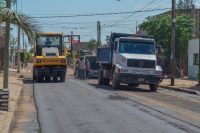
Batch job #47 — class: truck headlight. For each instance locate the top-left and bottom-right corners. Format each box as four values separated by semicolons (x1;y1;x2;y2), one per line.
116;65;128;73
155;70;161;75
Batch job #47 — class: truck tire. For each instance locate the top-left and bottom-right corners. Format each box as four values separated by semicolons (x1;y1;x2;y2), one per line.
33;71;36;81
149;84;158;92
112;72;120;89
98;70;104;85
45;76;51;82
33;67;37;81
61;75;66;82
37;76;44;83
53;77;58;82
104;78;110;86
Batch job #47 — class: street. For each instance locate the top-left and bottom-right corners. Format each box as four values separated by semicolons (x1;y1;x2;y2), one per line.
0;1;199;133
13;74;200;133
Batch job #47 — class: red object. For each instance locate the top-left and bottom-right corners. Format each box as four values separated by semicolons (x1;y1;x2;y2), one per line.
68;35;80;44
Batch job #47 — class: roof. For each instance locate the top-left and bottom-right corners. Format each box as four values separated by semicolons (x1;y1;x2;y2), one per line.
118;37;155;43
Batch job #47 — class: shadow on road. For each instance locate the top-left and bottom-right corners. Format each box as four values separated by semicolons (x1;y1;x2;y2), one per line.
88;83;152;93
23;78;34;84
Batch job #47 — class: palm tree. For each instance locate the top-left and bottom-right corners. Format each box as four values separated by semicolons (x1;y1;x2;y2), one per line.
0;0;40;111
0;8;40;43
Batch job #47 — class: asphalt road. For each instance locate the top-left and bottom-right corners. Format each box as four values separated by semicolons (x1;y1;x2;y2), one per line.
33;77;200;133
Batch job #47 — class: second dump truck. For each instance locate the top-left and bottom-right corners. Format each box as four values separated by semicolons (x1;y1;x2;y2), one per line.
97;33;163;91
33;32;67;82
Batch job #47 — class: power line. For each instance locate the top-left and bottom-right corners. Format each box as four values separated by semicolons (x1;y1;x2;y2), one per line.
38;19;145;26
105;0;159;28
30;8;170;19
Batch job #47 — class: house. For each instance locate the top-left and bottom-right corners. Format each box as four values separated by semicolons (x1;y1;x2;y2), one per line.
188;39;199;79
139;8;200;77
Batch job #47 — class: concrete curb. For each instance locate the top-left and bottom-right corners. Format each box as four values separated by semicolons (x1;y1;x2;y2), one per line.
159;85;200;95
1;83;23;133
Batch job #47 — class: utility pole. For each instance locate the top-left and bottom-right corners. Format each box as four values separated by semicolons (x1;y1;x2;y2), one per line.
96;21;101;56
192;4;196;36
71;31;73;58
136;21;138;33
171;0;176;86
1;0;11;111
16;0;21;73
198;9;200;85
97;21;101;50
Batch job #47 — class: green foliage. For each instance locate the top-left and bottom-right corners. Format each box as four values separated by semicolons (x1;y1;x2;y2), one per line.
85;39;97;53
0;8;40;44
177;0;196;9
106;35;110;45
140;14;194;63
29;47;34;54
20;52;32;63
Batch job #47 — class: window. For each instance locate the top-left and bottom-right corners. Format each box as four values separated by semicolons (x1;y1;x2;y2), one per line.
119;41;155;55
193;53;199;65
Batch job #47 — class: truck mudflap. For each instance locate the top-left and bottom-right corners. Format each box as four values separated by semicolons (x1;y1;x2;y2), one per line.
116;73;163;84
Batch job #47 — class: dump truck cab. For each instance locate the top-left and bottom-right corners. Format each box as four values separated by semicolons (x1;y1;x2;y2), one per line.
33;32;67;82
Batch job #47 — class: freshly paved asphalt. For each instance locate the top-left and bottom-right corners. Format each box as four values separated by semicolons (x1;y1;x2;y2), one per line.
33;77;200;133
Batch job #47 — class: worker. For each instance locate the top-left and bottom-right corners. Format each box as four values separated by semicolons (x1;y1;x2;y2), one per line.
78;60;86;80
45;37;52;46
85;59;90;79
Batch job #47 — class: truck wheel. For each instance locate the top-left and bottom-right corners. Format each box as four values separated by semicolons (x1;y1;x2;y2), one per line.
45;76;51;82
33;68;37;81
104;78;110;86
98;71;103;85
33;71;36;81
53;77;58;82
61;75;66;82
37;76;44;83
112;72;120;89
149;84;158;92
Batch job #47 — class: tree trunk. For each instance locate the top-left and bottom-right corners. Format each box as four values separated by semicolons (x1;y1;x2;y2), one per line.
3;0;11;89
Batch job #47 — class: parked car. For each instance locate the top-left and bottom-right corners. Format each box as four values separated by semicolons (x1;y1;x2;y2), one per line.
84;55;98;78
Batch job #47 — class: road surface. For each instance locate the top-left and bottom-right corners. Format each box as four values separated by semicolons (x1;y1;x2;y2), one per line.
31;77;200;133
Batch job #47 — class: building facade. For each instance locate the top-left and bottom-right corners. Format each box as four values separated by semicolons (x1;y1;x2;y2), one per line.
188;39;199;79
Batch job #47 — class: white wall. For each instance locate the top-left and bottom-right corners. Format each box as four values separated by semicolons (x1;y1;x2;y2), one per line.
188;39;199;79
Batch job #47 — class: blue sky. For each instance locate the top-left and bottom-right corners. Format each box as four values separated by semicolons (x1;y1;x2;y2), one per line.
14;0;171;43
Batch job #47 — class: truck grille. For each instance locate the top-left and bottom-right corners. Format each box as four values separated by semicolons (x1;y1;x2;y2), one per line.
127;59;155;68
44;59;60;63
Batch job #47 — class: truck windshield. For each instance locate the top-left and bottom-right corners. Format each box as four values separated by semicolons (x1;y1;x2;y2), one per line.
37;36;61;47
119;42;155;55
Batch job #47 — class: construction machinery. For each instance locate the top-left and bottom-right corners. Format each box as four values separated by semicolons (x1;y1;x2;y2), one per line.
97;33;163;91
33;32;67;82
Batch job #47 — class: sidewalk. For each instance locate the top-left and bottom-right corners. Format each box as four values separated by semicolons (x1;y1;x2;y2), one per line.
159;78;200;95
0;68;23;133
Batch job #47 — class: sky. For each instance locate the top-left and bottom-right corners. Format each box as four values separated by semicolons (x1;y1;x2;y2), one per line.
12;0;172;45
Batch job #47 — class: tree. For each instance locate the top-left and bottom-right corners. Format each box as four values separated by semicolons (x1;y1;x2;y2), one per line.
0;8;40;43
140;14;194;76
106;35;110;45
0;0;39;96
85;39;97;53
177;0;196;9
